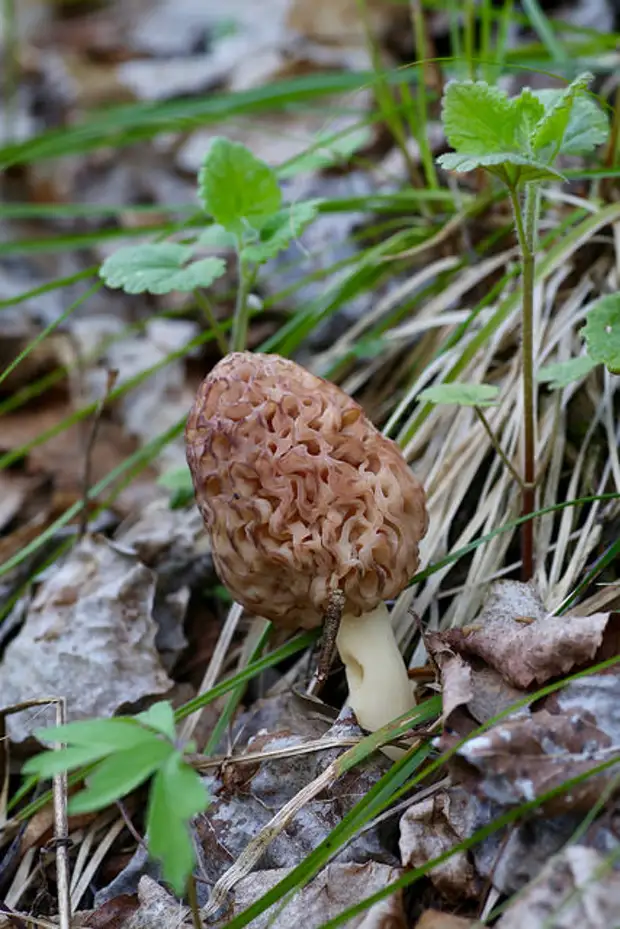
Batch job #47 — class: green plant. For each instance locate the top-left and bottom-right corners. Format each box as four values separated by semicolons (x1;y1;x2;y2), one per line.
99;136;321;354
435;72;609;579
23;702;208;896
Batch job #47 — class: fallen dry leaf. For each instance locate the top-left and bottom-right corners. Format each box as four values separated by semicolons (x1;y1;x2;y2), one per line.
0;534;172;742
228;862;406;929
443;581;613;689
413;912;478;929
497;845;620;929
440;668;620;815
399;788;482;902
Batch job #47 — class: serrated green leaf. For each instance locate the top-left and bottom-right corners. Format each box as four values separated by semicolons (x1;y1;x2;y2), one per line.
582;294;620;373
69;739;173;814
23;744;115;779
198;137;282;234
34;718;156;750
198;225;237;249
241;199;321;263
147;752;209;895
419;383;500;407
437;151;563;184
512;88;547;149
441;81;519;156
530;73;593;159
537;356;598;388
534;86;608;157
135;702;176;741
100;245;226;295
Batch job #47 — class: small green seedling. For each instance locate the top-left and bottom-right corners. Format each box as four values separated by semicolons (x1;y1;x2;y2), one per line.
99;136;322;353
100;136;322;506
436;73;608;579
23;701;207;896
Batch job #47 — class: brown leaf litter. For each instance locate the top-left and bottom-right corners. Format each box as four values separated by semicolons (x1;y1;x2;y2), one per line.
402;579;620;917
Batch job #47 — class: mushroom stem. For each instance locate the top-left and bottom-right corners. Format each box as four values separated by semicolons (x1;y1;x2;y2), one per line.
336;603;415;737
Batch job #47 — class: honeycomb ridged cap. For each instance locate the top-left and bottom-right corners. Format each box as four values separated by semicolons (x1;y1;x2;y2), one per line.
185;352;428;629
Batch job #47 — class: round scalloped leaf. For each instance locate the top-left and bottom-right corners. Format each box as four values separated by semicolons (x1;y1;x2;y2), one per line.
419;383;500;407
582;294;620;374
100;244;226;295
537;356;598;389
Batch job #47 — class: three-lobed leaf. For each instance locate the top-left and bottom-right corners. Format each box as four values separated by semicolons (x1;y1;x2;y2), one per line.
419;383;500;407
69;739;174;814
100;244;226;295
147;752;209;895
582;293;620;374
198;137;282;234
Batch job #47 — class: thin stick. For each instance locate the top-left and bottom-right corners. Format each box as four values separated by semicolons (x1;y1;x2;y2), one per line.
310;590;345;694
193;289;228;356
52;698;71;929
78;369;118;540
474;406;524;488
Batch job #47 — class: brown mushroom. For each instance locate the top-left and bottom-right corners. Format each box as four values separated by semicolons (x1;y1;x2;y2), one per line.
185;351;427;734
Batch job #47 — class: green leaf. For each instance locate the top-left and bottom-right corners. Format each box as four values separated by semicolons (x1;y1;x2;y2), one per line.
198;225;237;249
537;356;598;388
441;81;520;156
34;718;156;750
530;73;593;158
23;744;115;779
534;86;609;157
419;383;500;407
582;294;620;374
437;151;563;183
147;752;209;895
100;245;226;295
69;739;173;814
241;199;321;263
135;702;177;741
198;137;282;234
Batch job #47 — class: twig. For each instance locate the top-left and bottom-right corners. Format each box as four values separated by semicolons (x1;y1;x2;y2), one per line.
52;699;71;929
78;368;118;540
310;590;345;694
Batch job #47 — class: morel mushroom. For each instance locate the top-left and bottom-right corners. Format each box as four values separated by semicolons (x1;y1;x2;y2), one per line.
185;352;427;734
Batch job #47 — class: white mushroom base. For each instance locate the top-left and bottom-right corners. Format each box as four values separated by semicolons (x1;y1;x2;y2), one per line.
336;602;416;758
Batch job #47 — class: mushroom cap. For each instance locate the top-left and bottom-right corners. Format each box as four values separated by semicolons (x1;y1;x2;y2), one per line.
185;352;427;629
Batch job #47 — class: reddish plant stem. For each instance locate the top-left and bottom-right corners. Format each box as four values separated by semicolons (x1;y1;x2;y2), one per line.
509;185;537;581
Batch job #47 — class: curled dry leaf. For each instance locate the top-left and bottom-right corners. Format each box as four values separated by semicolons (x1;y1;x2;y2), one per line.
227;862;406;929
0;535;172;742
399;788;482;902
440;669;620;815
443;581;612;689
496;846;620;929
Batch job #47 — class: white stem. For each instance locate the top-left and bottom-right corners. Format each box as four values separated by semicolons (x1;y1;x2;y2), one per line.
336;603;416;735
